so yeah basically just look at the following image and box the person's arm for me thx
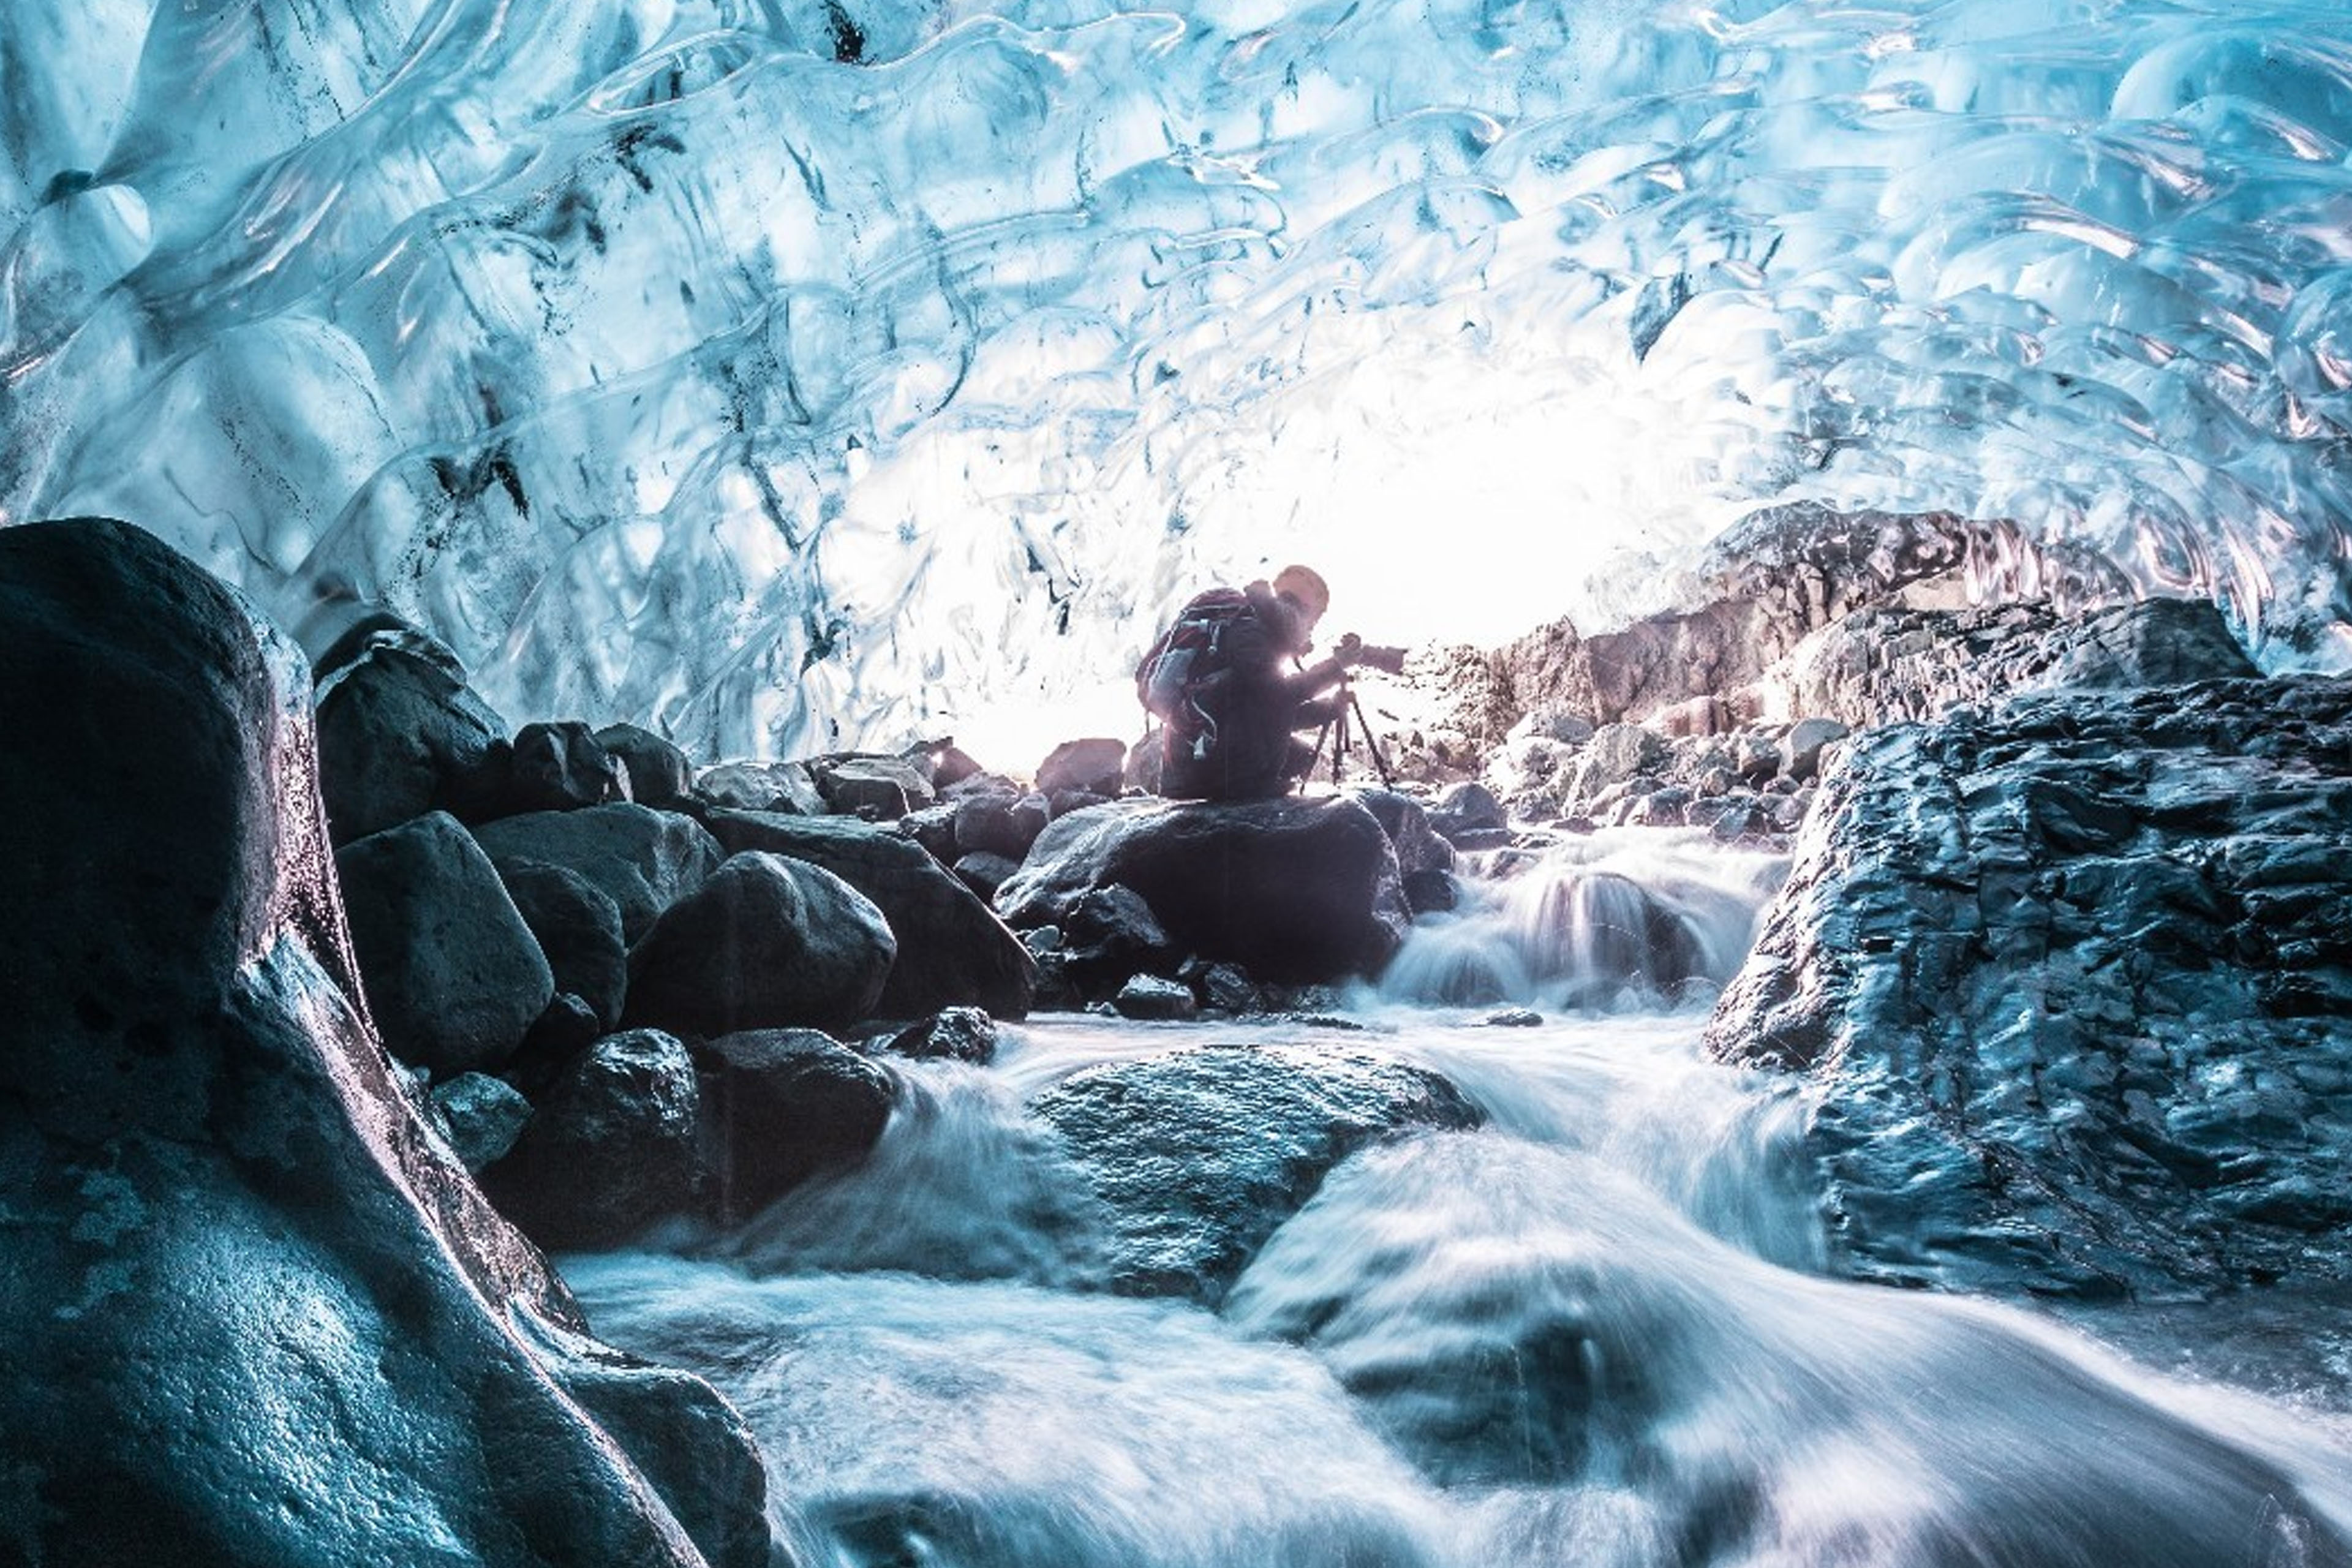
[1283,633,1362,704]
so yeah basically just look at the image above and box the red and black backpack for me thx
[1134,587,1254,761]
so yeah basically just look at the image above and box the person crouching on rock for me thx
[1136,563,1366,801]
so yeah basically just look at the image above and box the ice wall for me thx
[5,0,2350,758]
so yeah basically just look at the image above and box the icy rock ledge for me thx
[1708,674,2352,1301]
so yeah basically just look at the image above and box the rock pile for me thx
[0,519,768,1568]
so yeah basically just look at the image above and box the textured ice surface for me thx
[6,1,2351,756]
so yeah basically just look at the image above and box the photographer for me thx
[1136,564,1400,801]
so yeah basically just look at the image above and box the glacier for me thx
[6,0,2352,760]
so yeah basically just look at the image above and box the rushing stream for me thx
[567,834,2352,1567]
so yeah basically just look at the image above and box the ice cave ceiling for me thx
[4,0,2351,758]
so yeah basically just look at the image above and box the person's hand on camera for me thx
[1335,632,1365,667]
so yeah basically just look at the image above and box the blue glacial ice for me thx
[5,0,2351,758]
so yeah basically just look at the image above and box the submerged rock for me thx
[705,809,1036,1018]
[994,797,1411,985]
[626,850,896,1036]
[0,519,763,1568]
[1030,1044,1482,1302]
[1709,676,2352,1300]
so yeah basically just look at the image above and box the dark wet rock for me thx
[1625,785,1692,829]
[1772,595,2261,731]
[1483,1008,1544,1027]
[483,1030,701,1251]
[1038,736,1129,797]
[1709,676,2352,1300]
[815,754,937,817]
[1046,786,1116,818]
[1428,780,1507,842]
[595,722,693,809]
[429,1071,533,1172]
[1030,1045,1482,1302]
[0,518,761,1568]
[704,809,1036,1019]
[901,801,961,861]
[496,859,629,1030]
[626,851,896,1036]
[544,1340,774,1568]
[1181,959,1264,1015]
[695,1030,897,1223]
[335,811,554,1079]
[1402,867,1460,916]
[473,803,725,943]
[1114,974,1199,1020]
[508,720,628,813]
[994,797,1411,985]
[314,619,510,843]
[1348,786,1455,881]
[952,850,1022,900]
[507,991,604,1095]
[883,1006,1000,1065]
[928,743,987,790]
[1060,883,1180,993]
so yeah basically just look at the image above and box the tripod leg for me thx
[1348,687,1394,787]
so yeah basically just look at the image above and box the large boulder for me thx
[595,723,693,809]
[694,1030,897,1223]
[483,1029,703,1251]
[312,619,508,843]
[495,859,630,1030]
[473,803,724,943]
[334,812,555,1079]
[1036,737,1126,797]
[1708,676,2352,1300]
[626,851,897,1036]
[703,809,1036,1018]
[0,519,763,1568]
[698,759,826,814]
[1030,1044,1482,1302]
[507,720,628,812]
[993,797,1411,984]
[811,753,936,816]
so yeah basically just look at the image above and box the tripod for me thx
[1303,671,1395,790]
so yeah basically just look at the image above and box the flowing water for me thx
[568,832,2352,1567]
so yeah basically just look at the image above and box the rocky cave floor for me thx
[5,505,2350,1564]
